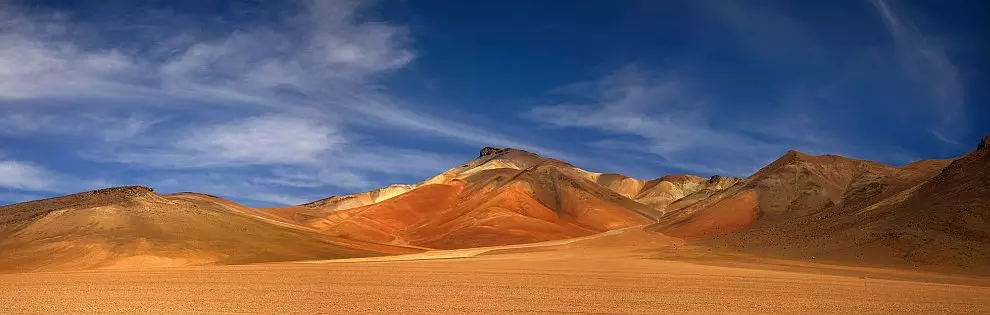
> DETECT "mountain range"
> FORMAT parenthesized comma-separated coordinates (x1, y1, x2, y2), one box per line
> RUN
(1, 137, 987, 274)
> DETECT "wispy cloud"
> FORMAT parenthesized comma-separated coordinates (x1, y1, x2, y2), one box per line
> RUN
(0, 0, 410, 104)
(82, 114, 460, 185)
(334, 93, 578, 161)
(255, 167, 374, 191)
(526, 65, 784, 176)
(0, 15, 139, 101)
(0, 0, 543, 149)
(142, 171, 348, 206)
(0, 0, 563, 204)
(98, 115, 346, 168)
(870, 0, 965, 144)
(0, 112, 166, 142)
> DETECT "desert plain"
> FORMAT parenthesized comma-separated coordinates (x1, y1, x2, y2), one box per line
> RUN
(2, 227, 989, 314)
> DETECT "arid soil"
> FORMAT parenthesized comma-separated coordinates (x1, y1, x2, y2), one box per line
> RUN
(2, 228, 988, 314)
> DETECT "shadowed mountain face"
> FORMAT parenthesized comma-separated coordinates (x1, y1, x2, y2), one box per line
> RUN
(651, 137, 990, 274)
(0, 187, 416, 272)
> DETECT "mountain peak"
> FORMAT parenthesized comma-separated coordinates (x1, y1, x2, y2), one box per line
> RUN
(479, 146, 507, 157)
(765, 149, 811, 168)
(979, 135, 989, 151)
(478, 146, 536, 158)
(783, 149, 811, 160)
(748, 149, 815, 179)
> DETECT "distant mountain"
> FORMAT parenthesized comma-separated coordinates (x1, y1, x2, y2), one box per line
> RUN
(587, 173, 740, 214)
(651, 136, 990, 273)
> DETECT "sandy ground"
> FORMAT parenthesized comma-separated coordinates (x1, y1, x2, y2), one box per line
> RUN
(2, 232, 989, 315)
(1, 257, 987, 314)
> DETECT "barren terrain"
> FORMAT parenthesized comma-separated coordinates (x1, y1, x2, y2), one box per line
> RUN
(2, 228, 988, 314)
(2, 140, 989, 314)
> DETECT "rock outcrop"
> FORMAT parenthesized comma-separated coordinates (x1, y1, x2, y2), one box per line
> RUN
(479, 146, 508, 157)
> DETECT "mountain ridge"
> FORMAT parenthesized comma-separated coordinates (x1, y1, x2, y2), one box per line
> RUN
(270, 147, 671, 249)
(650, 136, 987, 274)
(1, 137, 986, 273)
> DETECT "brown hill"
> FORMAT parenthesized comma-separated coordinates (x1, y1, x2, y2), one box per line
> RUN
(271, 148, 665, 249)
(0, 187, 415, 272)
(651, 136, 989, 274)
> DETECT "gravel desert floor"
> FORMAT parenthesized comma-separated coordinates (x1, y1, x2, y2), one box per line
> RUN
(2, 243, 989, 315)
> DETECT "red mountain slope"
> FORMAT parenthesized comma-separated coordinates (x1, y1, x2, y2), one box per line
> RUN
(274, 148, 663, 249)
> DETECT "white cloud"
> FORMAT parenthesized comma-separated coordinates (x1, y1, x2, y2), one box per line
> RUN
(0, 0, 559, 159)
(96, 119, 458, 190)
(0, 160, 57, 191)
(251, 146, 460, 191)
(96, 114, 344, 168)
(256, 168, 373, 190)
(331, 93, 581, 162)
(0, 9, 142, 101)
(82, 114, 459, 194)
(0, 0, 574, 204)
(94, 115, 168, 142)
(0, 1, 410, 104)
(0, 112, 165, 142)
(174, 115, 345, 166)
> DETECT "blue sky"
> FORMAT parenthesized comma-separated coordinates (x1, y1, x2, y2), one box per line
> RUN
(1, 0, 987, 206)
